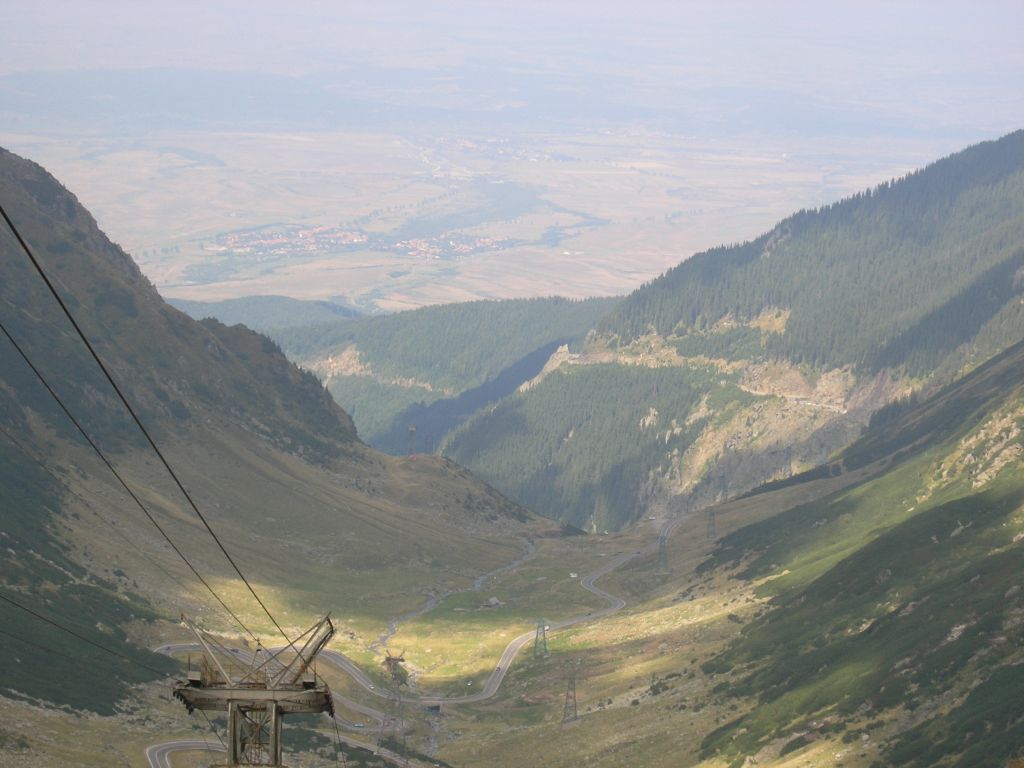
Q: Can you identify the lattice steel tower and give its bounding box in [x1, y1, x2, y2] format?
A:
[561, 670, 578, 725]
[534, 618, 548, 658]
[706, 507, 717, 541]
[655, 535, 670, 575]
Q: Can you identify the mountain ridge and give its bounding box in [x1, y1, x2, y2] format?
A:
[693, 335, 1024, 767]
[0, 146, 547, 722]
[203, 132, 1024, 533]
[442, 130, 1024, 530]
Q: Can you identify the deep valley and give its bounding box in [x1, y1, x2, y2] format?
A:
[3, 129, 1024, 768]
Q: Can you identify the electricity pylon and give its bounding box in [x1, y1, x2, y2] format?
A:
[706, 507, 717, 541]
[173, 615, 335, 766]
[561, 670, 577, 725]
[384, 649, 407, 687]
[654, 536, 670, 575]
[386, 688, 408, 767]
[534, 618, 548, 658]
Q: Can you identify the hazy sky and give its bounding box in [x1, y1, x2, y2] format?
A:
[2, 1, 1022, 142]
[2, 1, 1022, 308]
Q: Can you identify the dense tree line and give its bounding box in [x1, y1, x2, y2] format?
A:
[600, 131, 1024, 376]
[444, 363, 755, 530]
[276, 296, 619, 393]
[442, 132, 1024, 532]
[170, 295, 359, 333]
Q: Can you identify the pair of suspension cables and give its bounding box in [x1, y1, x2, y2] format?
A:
[0, 202, 293, 656]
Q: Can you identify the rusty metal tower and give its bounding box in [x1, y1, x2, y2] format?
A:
[173, 615, 335, 766]
[383, 649, 407, 687]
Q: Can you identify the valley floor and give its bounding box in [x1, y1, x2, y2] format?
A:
[1, 456, 889, 768]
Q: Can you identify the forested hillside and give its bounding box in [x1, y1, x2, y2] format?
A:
[445, 132, 1024, 530]
[600, 130, 1024, 375]
[271, 296, 619, 446]
[444, 363, 754, 531]
[275, 296, 618, 392]
[169, 294, 360, 333]
[168, 133, 1024, 534]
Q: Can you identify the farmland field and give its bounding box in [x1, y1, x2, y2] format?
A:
[0, 128, 937, 312]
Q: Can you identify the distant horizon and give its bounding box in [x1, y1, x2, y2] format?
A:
[2, 1, 1021, 311]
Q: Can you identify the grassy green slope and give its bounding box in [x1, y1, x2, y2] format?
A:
[0, 436, 176, 712]
[0, 147, 549, 719]
[696, 339, 1024, 767]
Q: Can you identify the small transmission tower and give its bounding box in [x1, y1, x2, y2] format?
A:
[407, 425, 417, 456]
[385, 688, 408, 766]
[561, 670, 578, 725]
[706, 507, 717, 541]
[654, 535, 670, 575]
[534, 618, 548, 658]
[383, 649, 408, 687]
[173, 615, 335, 766]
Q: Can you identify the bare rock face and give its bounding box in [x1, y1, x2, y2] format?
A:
[657, 392, 865, 518]
[616, 354, 912, 523]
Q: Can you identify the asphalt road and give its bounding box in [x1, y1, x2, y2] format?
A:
[143, 735, 414, 768]
[144, 740, 225, 768]
[148, 511, 683, 765]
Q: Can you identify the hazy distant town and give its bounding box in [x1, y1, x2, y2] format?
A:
[200, 224, 510, 263]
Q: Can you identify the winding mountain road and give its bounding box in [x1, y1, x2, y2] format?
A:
[144, 735, 412, 768]
[371, 539, 537, 651]
[147, 514, 679, 766]
[144, 740, 225, 768]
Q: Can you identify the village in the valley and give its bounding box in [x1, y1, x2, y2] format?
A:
[202, 223, 509, 262]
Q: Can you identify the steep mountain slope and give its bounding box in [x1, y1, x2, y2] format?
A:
[445, 131, 1024, 531]
[268, 296, 619, 450]
[601, 129, 1024, 374]
[0, 145, 358, 460]
[0, 147, 546, 723]
[443, 342, 868, 531]
[694, 336, 1024, 767]
[0, 438, 177, 713]
[438, 337, 1024, 768]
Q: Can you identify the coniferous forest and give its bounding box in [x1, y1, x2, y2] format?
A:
[174, 133, 1024, 532]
